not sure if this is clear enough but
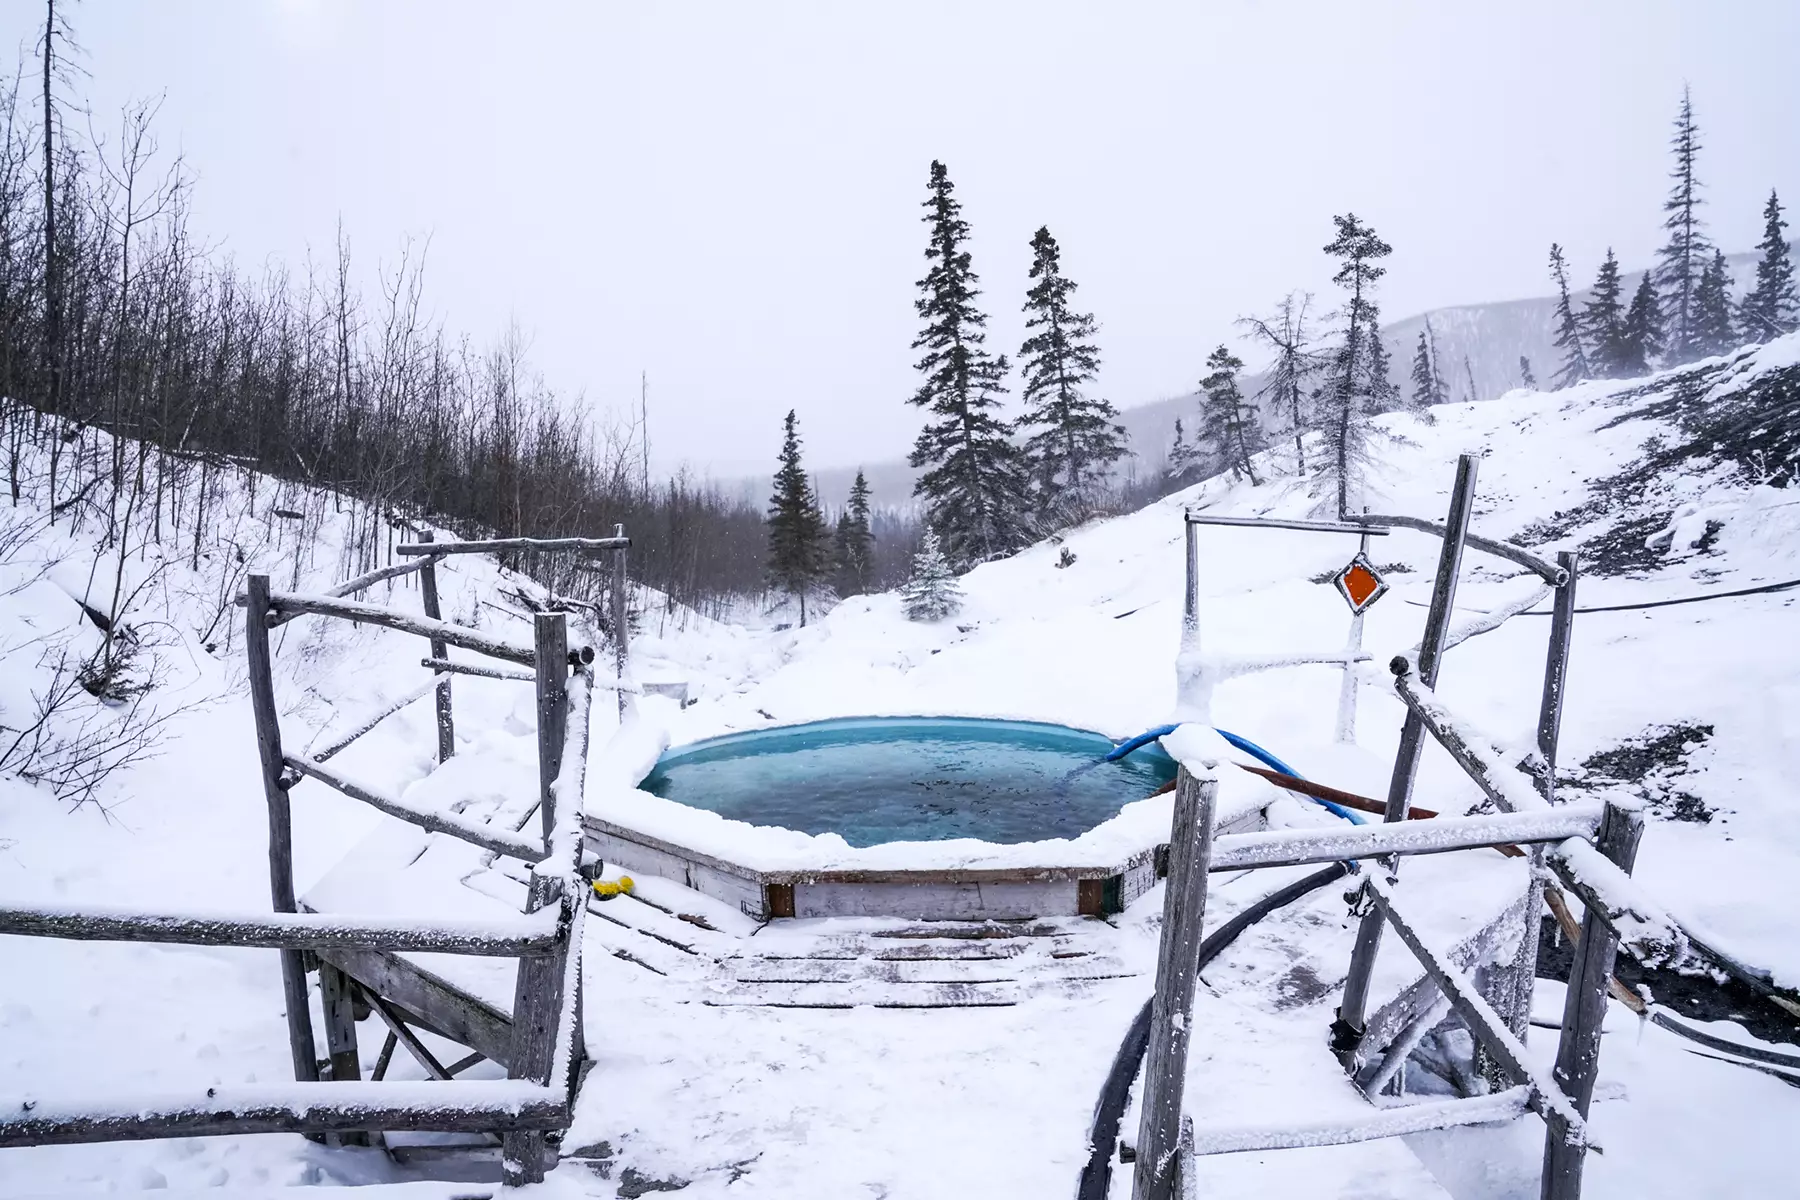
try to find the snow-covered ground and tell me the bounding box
[3,338,1799,1197]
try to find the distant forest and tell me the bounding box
[0,8,930,624]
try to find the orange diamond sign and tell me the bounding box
[1333,553,1388,615]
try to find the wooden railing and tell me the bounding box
[1140,457,1627,1200]
[0,549,612,1187]
[1131,768,1631,1200]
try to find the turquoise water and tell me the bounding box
[640,716,1177,847]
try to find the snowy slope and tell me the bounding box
[4,335,1800,1199]
[603,335,1800,1197]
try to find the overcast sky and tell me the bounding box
[9,1,1797,477]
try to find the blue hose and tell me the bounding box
[1108,723,1366,825]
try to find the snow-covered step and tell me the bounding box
[697,975,1122,1009]
[716,954,1131,986]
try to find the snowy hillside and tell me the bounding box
[3,336,1798,1198]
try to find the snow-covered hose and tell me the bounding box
[1107,724,1366,825]
[1074,863,1353,1200]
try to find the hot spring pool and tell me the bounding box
[639,716,1177,847]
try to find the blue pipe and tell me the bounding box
[1108,723,1366,825]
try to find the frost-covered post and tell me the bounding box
[1182,517,1199,647]
[506,611,573,1186]
[533,613,569,846]
[1542,798,1642,1200]
[244,573,321,1088]
[1501,550,1582,1046]
[1336,455,1478,1058]
[418,530,455,762]
[1333,514,1371,743]
[611,524,630,718]
[1133,766,1217,1200]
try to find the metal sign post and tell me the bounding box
[1330,511,1390,742]
[1182,510,1389,745]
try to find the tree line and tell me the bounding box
[1547,87,1797,390]
[1,2,927,630]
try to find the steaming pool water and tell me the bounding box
[639,716,1177,847]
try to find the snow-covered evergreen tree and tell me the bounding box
[1519,355,1538,390]
[1691,249,1737,359]
[1408,322,1446,411]
[1656,87,1716,363]
[1620,273,1664,376]
[1197,345,1261,485]
[1740,190,1798,342]
[766,409,829,626]
[1369,328,1399,410]
[1549,243,1591,389]
[832,469,876,597]
[1017,226,1126,527]
[1317,214,1391,516]
[1583,249,1628,378]
[906,161,1031,567]
[1165,417,1201,485]
[900,527,963,621]
[1238,292,1321,474]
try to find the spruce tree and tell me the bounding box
[1548,244,1591,389]
[1740,190,1798,341]
[1408,323,1447,410]
[900,527,963,621]
[907,161,1031,567]
[1166,417,1200,485]
[1369,328,1399,410]
[1238,292,1321,474]
[1583,249,1628,378]
[832,469,876,597]
[1318,214,1391,516]
[1691,249,1737,359]
[766,409,829,626]
[1519,355,1538,390]
[1017,226,1126,526]
[1655,87,1716,362]
[1197,345,1261,485]
[1620,272,1664,376]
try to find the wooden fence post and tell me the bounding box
[1542,799,1641,1200]
[1133,767,1218,1200]
[1500,550,1582,1046]
[533,613,569,848]
[503,613,573,1187]
[611,525,630,719]
[245,573,320,1087]
[418,531,455,763]
[1181,518,1199,647]
[1336,454,1479,1061]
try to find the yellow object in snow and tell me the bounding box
[592,876,635,899]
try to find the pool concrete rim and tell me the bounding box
[584,714,1247,921]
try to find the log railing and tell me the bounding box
[1130,763,1630,1200]
[1146,457,1629,1200]
[0,578,596,1182]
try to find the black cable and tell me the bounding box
[1403,575,1800,615]
[1650,1009,1800,1072]
[1075,862,1351,1200]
